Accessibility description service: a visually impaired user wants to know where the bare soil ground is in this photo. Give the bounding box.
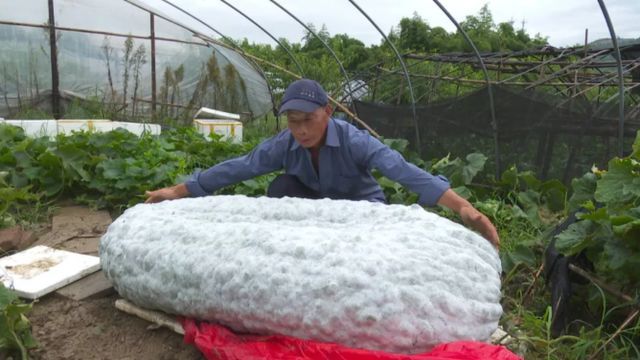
[22,206,202,360]
[29,293,200,360]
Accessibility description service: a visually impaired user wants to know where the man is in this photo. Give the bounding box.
[146,79,500,248]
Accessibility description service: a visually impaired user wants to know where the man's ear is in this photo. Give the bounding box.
[323,104,333,116]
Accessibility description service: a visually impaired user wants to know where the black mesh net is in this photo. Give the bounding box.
[353,85,639,180]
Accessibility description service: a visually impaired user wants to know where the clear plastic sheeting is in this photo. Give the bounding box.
[0,0,273,122]
[0,23,52,113]
[0,0,48,24]
[215,45,273,117]
[54,0,151,36]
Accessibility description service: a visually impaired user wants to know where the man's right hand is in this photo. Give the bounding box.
[145,183,190,203]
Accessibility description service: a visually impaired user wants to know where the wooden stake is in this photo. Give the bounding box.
[115,299,184,335]
[522,263,544,306]
[568,264,634,303]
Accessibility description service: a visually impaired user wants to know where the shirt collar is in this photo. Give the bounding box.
[289,118,340,151]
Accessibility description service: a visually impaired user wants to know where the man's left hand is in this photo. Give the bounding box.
[459,205,500,249]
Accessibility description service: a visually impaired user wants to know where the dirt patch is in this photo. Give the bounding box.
[6,257,61,278]
[12,206,202,359]
[29,294,201,360]
[34,206,111,252]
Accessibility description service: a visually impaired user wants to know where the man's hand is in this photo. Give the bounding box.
[458,205,500,249]
[145,183,190,204]
[437,189,500,249]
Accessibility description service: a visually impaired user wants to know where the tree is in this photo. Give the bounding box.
[396,13,431,52]
[302,23,330,53]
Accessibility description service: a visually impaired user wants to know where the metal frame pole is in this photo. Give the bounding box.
[148,0,278,115]
[432,0,501,176]
[347,0,421,153]
[47,0,60,119]
[597,0,626,156]
[150,13,157,119]
[219,0,305,76]
[269,0,357,109]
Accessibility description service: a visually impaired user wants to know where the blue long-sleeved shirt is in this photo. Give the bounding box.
[185,118,450,206]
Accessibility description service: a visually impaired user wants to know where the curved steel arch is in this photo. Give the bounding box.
[219,0,305,77]
[155,0,278,115]
[432,0,501,176]
[347,0,421,154]
[268,0,357,110]
[597,0,626,157]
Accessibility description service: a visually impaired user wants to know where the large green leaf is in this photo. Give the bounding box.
[595,158,640,206]
[517,190,541,226]
[54,144,91,182]
[474,199,501,219]
[430,153,486,187]
[612,215,640,244]
[99,159,127,180]
[540,179,567,212]
[603,238,634,271]
[382,138,409,153]
[568,172,597,212]
[507,244,536,267]
[461,153,487,185]
[500,166,518,188]
[0,124,25,143]
[555,220,596,255]
[632,130,640,159]
[517,171,542,191]
[0,284,36,358]
[0,285,18,309]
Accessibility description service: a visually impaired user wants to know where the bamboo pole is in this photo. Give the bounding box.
[588,309,639,360]
[377,68,638,87]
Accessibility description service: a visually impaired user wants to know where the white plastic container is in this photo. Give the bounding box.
[2,119,58,137]
[193,107,243,143]
[112,121,161,136]
[2,118,163,138]
[57,119,114,135]
[194,119,243,143]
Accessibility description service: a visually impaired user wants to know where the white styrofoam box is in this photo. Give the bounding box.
[0,245,100,299]
[194,107,241,121]
[2,119,58,137]
[57,119,114,135]
[194,119,243,143]
[112,121,161,136]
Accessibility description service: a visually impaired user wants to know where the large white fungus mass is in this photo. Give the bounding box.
[100,195,502,353]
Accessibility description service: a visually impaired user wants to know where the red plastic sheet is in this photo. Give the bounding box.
[182,318,522,360]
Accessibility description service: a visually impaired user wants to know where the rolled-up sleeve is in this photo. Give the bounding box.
[184,133,288,197]
[349,130,450,206]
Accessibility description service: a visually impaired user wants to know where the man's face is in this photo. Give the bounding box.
[286,105,331,150]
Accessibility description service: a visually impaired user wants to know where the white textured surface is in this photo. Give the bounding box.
[100,195,502,353]
[0,245,100,299]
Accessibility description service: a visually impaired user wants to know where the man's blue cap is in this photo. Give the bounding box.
[278,79,328,115]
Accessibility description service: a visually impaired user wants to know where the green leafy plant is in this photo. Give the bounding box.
[0,284,37,359]
[0,172,40,229]
[0,124,258,211]
[556,132,640,290]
